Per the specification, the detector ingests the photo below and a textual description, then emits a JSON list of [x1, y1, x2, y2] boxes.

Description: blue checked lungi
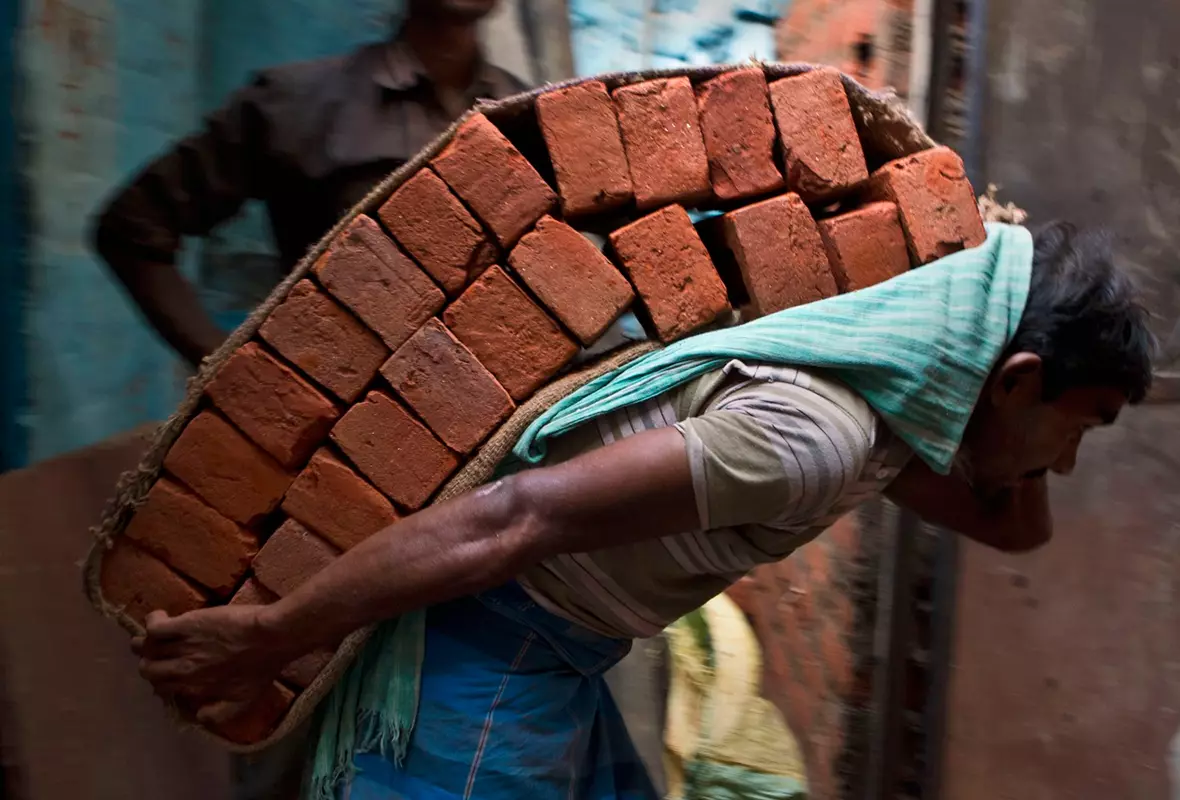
[[338, 582, 659, 800]]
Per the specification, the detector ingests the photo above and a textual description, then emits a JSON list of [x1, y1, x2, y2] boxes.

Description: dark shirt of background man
[[93, 3, 526, 367], [95, 40, 526, 274]]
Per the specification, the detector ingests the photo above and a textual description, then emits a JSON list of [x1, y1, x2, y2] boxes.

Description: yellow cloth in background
[[664, 594, 808, 799]]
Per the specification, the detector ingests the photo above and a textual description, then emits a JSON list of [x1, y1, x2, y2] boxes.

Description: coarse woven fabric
[[310, 223, 1033, 798]]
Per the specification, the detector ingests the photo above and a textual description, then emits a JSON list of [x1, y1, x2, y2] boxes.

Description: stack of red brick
[[99, 65, 985, 744]]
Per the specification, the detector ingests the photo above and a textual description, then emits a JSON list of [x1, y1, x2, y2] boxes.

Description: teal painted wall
[[14, 0, 400, 464], [19, 0, 202, 462]]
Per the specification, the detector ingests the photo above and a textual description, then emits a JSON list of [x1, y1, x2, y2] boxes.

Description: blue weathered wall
[[0, 2, 28, 471], [13, 0, 400, 464], [19, 0, 202, 463], [569, 0, 784, 76]]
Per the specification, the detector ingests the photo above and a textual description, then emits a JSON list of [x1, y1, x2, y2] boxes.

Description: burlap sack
[[83, 63, 935, 752]]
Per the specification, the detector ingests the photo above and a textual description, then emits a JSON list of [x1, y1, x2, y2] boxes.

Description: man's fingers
[[196, 698, 254, 727], [138, 656, 198, 686], [130, 636, 145, 656], [135, 637, 190, 662], [144, 610, 184, 640]]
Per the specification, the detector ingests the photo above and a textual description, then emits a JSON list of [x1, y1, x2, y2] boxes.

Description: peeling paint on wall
[[569, 0, 784, 77], [16, 0, 404, 462], [20, 0, 201, 461]]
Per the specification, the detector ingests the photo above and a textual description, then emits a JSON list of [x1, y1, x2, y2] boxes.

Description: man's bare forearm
[[258, 479, 532, 660], [256, 428, 698, 661], [106, 257, 225, 366]]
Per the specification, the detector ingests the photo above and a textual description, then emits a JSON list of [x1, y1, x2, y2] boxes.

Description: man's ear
[[989, 352, 1044, 408]]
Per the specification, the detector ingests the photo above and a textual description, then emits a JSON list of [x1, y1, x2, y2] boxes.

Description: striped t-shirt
[[517, 360, 913, 640]]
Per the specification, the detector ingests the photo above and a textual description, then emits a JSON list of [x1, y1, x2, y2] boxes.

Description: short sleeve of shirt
[[674, 372, 877, 531]]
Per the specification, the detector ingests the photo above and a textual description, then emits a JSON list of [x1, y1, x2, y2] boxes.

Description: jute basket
[[83, 62, 936, 752]]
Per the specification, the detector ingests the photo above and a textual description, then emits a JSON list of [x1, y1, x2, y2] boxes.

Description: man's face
[[959, 353, 1127, 497], [410, 0, 499, 21]]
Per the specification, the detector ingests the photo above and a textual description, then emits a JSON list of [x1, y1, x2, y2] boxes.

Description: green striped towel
[[512, 222, 1033, 475], [309, 222, 1034, 798]]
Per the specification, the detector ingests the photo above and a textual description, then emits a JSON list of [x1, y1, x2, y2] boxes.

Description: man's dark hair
[[1005, 221, 1155, 403]]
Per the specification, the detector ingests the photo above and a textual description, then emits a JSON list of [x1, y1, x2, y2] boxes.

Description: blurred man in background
[[94, 2, 525, 795], [94, 0, 525, 368]]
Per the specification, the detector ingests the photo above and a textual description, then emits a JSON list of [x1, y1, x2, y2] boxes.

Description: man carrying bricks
[[134, 221, 1154, 799], [94, 0, 523, 367]]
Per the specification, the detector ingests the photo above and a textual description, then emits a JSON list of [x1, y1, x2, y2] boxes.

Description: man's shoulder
[[250, 43, 377, 98], [696, 361, 877, 427]]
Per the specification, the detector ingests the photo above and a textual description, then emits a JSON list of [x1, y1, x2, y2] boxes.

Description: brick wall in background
[[775, 0, 915, 100], [728, 511, 880, 800]]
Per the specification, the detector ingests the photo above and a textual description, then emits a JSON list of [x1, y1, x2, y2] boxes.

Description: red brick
[[258, 280, 388, 404], [205, 342, 338, 470], [381, 319, 513, 454], [536, 80, 633, 216], [228, 577, 278, 607], [807, 733, 840, 800], [818, 201, 910, 292], [768, 67, 868, 201], [124, 478, 259, 597], [613, 77, 711, 210], [443, 266, 578, 402], [431, 114, 556, 247], [697, 68, 784, 202], [282, 449, 399, 552], [313, 215, 445, 350], [820, 619, 855, 698], [164, 411, 294, 527], [826, 514, 861, 561], [252, 519, 339, 597], [209, 683, 294, 745], [330, 392, 459, 510], [722, 193, 837, 316], [772, 656, 819, 735], [378, 169, 497, 297], [280, 649, 334, 689], [802, 539, 832, 590], [508, 216, 634, 346], [724, 575, 760, 617], [100, 539, 206, 627], [793, 630, 827, 699], [829, 587, 856, 633], [869, 146, 986, 265], [610, 206, 730, 342]]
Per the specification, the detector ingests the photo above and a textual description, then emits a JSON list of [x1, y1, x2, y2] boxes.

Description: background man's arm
[[885, 458, 1053, 551], [94, 79, 271, 366], [101, 257, 226, 368], [136, 427, 700, 712]]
